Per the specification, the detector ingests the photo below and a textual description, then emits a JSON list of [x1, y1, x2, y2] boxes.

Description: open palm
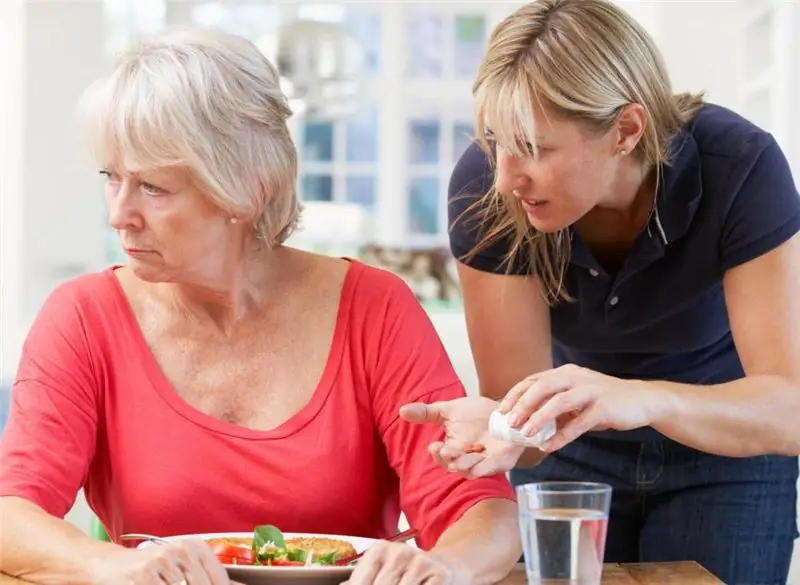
[[399, 396, 525, 479]]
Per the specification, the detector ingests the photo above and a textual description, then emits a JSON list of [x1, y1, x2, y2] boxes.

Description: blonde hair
[[79, 28, 300, 246], [463, 0, 704, 303]]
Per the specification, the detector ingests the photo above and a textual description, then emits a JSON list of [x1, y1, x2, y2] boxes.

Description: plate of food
[[139, 524, 379, 584]]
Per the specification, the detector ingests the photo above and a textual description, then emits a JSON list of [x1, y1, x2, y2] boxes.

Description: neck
[[599, 158, 655, 217], [577, 158, 657, 241], [166, 245, 290, 336]]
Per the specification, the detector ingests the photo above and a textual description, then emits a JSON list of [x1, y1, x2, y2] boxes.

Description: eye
[[140, 182, 165, 196], [99, 169, 121, 183]]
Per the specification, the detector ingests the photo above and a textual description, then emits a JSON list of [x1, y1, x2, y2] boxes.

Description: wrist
[[430, 553, 473, 585], [638, 379, 680, 428], [84, 542, 126, 585]]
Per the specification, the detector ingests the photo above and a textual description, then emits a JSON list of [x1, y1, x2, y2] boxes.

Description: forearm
[[0, 497, 121, 585], [647, 375, 800, 457], [431, 499, 520, 585]]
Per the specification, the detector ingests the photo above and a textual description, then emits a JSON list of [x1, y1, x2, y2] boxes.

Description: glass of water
[[517, 482, 612, 585]]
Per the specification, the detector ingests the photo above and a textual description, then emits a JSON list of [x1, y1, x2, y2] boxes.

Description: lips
[[519, 198, 549, 212]]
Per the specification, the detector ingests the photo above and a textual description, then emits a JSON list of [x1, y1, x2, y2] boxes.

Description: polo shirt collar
[[568, 129, 704, 274], [654, 129, 704, 245]]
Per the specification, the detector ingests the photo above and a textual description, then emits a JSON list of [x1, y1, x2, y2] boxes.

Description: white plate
[[140, 532, 379, 585]]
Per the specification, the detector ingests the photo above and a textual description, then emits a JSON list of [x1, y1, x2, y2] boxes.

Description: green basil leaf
[[253, 524, 286, 553], [286, 548, 306, 562]]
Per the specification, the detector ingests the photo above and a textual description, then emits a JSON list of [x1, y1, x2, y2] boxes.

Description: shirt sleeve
[[366, 272, 516, 550], [720, 136, 800, 272], [448, 142, 530, 275], [0, 282, 100, 518]]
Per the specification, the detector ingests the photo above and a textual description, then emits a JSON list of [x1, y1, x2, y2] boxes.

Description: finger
[[520, 389, 592, 437], [437, 443, 468, 463], [373, 546, 415, 585], [466, 453, 515, 479], [397, 555, 434, 585], [398, 402, 450, 425], [347, 543, 386, 585], [427, 442, 449, 470], [153, 548, 185, 584], [156, 563, 184, 585], [509, 376, 573, 428], [498, 375, 537, 413], [193, 541, 230, 584], [540, 407, 598, 453], [174, 543, 213, 585], [447, 452, 485, 474]]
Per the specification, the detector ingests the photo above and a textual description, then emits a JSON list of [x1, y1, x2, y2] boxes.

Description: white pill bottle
[[488, 410, 557, 448]]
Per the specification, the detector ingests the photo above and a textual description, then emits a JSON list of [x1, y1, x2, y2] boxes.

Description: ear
[[614, 103, 647, 156]]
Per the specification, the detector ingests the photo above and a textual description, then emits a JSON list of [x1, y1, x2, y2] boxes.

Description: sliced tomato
[[210, 543, 255, 565], [269, 559, 304, 567]]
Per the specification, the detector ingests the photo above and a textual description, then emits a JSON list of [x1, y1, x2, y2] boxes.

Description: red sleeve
[[0, 280, 100, 518], [364, 270, 515, 550]]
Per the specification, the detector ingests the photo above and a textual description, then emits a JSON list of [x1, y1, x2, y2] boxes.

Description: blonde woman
[[0, 29, 521, 585], [401, 1, 800, 583]]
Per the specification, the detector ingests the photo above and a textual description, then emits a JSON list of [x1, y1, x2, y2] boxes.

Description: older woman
[[402, 1, 800, 584], [0, 29, 520, 585]]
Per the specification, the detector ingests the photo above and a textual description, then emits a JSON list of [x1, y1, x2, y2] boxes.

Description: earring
[[620, 149, 628, 156], [229, 217, 238, 225]]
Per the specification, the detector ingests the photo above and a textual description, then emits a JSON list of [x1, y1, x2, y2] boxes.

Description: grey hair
[[79, 28, 300, 246]]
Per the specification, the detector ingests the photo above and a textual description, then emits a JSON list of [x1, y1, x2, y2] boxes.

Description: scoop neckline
[[103, 259, 362, 441]]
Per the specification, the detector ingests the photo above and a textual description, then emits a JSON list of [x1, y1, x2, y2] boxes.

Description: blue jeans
[[510, 435, 798, 585]]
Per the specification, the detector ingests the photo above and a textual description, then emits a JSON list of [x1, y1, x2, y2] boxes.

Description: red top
[[0, 260, 514, 549]]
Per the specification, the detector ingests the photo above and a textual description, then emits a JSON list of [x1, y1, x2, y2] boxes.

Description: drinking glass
[[517, 482, 612, 585]]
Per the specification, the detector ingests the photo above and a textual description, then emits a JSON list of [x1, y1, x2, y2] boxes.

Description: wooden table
[[0, 562, 724, 584], [500, 561, 724, 584]]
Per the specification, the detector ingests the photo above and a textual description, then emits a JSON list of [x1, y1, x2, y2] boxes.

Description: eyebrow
[[484, 127, 548, 144]]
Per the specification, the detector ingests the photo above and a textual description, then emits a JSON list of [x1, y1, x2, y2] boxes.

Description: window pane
[[346, 108, 378, 163], [408, 177, 440, 235], [454, 15, 486, 78], [302, 122, 334, 162], [345, 175, 376, 210], [301, 174, 333, 202], [191, 3, 278, 43], [409, 119, 440, 164], [346, 10, 381, 74], [407, 13, 444, 77], [453, 122, 474, 161]]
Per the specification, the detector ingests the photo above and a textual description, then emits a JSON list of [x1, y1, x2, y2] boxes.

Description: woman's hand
[[343, 542, 469, 585], [399, 397, 525, 479], [88, 540, 235, 585], [499, 364, 663, 451]]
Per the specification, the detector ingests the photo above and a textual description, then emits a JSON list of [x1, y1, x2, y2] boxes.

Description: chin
[[524, 213, 571, 233], [126, 258, 171, 283]]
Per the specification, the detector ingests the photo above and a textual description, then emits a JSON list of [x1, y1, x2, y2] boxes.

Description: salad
[[207, 524, 355, 567]]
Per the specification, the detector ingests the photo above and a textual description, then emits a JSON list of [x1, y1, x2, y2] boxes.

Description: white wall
[[1, 2, 109, 379], [656, 0, 740, 109], [22, 3, 108, 322], [0, 0, 25, 378]]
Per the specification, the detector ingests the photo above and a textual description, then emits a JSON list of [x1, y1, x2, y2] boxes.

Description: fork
[[119, 532, 171, 545], [334, 527, 418, 566]]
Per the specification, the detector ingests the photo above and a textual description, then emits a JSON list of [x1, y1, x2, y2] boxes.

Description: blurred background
[[0, 0, 799, 572]]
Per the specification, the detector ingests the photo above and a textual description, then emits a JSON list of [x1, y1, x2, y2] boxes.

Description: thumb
[[399, 401, 450, 425]]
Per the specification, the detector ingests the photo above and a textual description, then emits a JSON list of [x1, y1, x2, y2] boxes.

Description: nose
[[494, 150, 529, 196], [107, 179, 144, 232]]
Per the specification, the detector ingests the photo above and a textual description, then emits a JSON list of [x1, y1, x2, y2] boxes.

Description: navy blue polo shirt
[[448, 104, 800, 441]]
